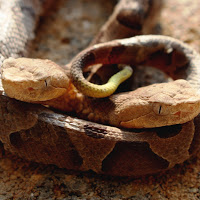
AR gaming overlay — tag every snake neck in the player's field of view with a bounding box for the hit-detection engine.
[42,81,83,113]
[43,81,111,125]
[77,96,113,125]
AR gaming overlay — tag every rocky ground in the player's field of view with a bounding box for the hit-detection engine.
[1,0,200,199]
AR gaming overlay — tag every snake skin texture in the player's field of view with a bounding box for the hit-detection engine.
[0,0,51,65]
[71,35,200,100]
[1,0,200,177]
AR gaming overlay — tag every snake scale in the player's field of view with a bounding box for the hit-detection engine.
[0,0,200,177]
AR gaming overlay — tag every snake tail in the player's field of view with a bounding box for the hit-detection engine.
[71,64,133,98]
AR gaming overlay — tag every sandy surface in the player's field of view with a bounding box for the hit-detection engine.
[1,0,200,199]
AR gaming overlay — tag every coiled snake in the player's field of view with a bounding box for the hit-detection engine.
[1,0,200,176]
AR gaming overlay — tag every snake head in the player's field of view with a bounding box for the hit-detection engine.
[1,57,70,102]
[109,79,200,128]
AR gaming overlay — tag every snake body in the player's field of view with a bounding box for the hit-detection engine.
[3,36,200,129]
[0,0,53,66]
[1,0,200,177]
[71,36,200,95]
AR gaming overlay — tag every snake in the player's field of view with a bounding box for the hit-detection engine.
[2,36,200,129]
[0,0,200,177]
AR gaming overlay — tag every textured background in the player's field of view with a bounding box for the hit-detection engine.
[1,0,200,199]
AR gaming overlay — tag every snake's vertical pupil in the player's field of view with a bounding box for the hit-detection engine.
[159,105,162,114]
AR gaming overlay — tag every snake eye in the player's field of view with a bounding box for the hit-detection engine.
[152,103,169,115]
